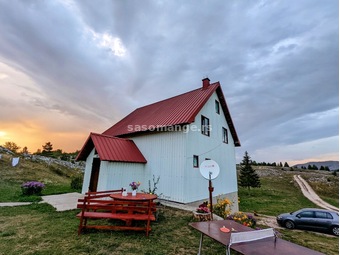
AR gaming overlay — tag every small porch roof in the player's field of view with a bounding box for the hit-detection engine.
[76,133,147,163]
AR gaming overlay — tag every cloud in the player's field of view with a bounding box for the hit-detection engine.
[0,0,337,162]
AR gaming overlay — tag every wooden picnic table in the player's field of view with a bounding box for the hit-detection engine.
[189,220,324,255]
[77,190,157,236]
[110,192,157,201]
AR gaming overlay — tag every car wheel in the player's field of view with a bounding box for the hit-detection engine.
[284,220,295,229]
[331,225,339,236]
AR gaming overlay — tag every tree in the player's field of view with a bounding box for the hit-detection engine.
[284,162,289,167]
[42,142,53,152]
[238,151,261,191]
[21,146,29,154]
[41,142,53,156]
[3,141,20,153]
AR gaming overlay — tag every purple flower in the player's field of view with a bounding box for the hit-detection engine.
[129,181,141,190]
[21,181,45,195]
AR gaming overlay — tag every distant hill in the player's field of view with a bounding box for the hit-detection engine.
[293,161,339,171]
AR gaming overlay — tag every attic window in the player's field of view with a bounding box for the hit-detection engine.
[215,100,220,114]
[201,115,210,136]
[223,127,228,144]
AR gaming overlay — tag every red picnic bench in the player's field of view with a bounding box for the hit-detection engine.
[76,189,157,236]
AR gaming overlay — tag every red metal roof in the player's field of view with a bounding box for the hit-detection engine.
[76,133,147,163]
[103,81,240,146]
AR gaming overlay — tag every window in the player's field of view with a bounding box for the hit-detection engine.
[201,115,210,136]
[315,211,333,219]
[215,100,220,114]
[193,155,199,168]
[222,127,228,143]
[297,211,314,218]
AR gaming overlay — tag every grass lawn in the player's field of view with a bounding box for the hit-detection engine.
[0,159,338,255]
[0,203,227,255]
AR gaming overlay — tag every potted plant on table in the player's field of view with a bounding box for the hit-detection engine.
[129,181,141,196]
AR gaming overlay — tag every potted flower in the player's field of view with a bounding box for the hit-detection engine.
[129,181,141,196]
[193,202,211,221]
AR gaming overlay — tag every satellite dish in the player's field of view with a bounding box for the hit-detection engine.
[199,160,220,180]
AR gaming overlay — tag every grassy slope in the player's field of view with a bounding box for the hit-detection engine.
[0,154,83,202]
[239,167,338,215]
[238,167,339,255]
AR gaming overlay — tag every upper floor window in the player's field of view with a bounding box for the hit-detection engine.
[222,127,228,143]
[201,115,210,136]
[215,100,220,114]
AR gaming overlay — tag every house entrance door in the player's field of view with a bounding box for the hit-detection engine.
[89,157,100,192]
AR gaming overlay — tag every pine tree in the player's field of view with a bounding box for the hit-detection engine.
[238,151,261,190]
[42,142,53,157]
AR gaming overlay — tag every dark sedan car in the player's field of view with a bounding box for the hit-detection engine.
[277,208,339,236]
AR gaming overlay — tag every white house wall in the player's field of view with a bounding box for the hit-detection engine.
[97,161,146,192]
[184,91,239,207]
[130,131,187,202]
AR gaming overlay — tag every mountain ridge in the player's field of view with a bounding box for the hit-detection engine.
[293,160,339,171]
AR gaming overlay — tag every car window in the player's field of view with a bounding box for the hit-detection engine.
[315,211,331,219]
[297,211,314,218]
[326,213,333,219]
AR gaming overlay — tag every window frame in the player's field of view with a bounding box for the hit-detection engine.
[222,127,228,144]
[215,100,220,114]
[201,115,210,136]
[193,155,199,168]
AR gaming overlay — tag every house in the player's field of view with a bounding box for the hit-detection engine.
[76,78,241,210]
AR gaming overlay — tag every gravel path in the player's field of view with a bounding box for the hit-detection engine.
[294,175,338,212]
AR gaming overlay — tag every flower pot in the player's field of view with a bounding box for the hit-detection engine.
[193,211,212,221]
[132,190,137,196]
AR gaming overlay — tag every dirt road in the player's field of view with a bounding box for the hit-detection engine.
[257,174,338,229]
[294,175,338,212]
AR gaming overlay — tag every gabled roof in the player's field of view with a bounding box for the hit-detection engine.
[103,80,240,146]
[76,133,147,163]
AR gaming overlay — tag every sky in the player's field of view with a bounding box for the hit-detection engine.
[0,0,338,165]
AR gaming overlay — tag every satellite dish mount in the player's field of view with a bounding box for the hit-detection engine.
[199,160,220,220]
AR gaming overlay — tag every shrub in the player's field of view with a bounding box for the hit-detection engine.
[21,181,45,196]
[213,196,233,219]
[71,175,83,190]
[227,212,256,228]
[142,175,161,195]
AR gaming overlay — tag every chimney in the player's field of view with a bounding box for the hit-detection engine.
[202,77,210,89]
